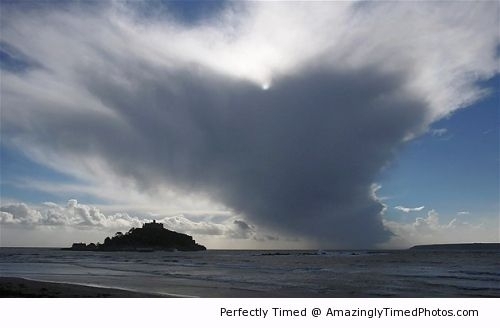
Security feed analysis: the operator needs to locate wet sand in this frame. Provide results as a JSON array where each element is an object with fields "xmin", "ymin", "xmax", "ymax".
[{"xmin": 0, "ymin": 277, "xmax": 170, "ymax": 298}]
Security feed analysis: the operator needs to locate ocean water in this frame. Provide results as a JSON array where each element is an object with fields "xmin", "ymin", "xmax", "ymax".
[{"xmin": 0, "ymin": 247, "xmax": 499, "ymax": 297}]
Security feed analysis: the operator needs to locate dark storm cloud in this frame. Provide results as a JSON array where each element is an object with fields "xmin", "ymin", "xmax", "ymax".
[
  {"xmin": 233, "ymin": 220, "xmax": 251, "ymax": 231},
  {"xmin": 1, "ymin": 1, "xmax": 498, "ymax": 247},
  {"xmin": 5, "ymin": 62, "xmax": 427, "ymax": 247}
]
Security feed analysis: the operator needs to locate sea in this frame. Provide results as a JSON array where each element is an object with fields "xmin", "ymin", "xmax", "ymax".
[{"xmin": 0, "ymin": 247, "xmax": 499, "ymax": 297}]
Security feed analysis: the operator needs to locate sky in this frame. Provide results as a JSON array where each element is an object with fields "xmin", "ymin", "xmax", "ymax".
[{"xmin": 0, "ymin": 1, "xmax": 498, "ymax": 249}]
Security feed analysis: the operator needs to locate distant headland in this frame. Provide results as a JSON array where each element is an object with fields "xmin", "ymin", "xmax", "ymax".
[
  {"xmin": 409, "ymin": 243, "xmax": 499, "ymax": 251},
  {"xmin": 64, "ymin": 220, "xmax": 206, "ymax": 252}
]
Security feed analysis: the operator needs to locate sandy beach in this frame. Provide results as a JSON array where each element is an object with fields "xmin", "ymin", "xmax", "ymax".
[{"xmin": 0, "ymin": 277, "xmax": 169, "ymax": 298}]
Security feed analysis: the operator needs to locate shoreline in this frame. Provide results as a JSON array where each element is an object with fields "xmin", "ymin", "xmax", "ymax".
[{"xmin": 0, "ymin": 277, "xmax": 173, "ymax": 298}]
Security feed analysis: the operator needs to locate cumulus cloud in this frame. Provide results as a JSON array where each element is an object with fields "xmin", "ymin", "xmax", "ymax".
[
  {"xmin": 1, "ymin": 1, "xmax": 498, "ymax": 248},
  {"xmin": 394, "ymin": 205, "xmax": 425, "ymax": 213},
  {"xmin": 383, "ymin": 210, "xmax": 498, "ymax": 248},
  {"xmin": 230, "ymin": 220, "xmax": 255, "ymax": 239},
  {"xmin": 0, "ymin": 200, "xmax": 263, "ymax": 244},
  {"xmin": 0, "ymin": 203, "xmax": 43, "ymax": 225},
  {"xmin": 160, "ymin": 215, "xmax": 223, "ymax": 236},
  {"xmin": 0, "ymin": 200, "xmax": 141, "ymax": 229}
]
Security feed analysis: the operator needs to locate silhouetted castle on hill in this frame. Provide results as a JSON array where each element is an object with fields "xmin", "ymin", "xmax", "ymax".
[
  {"xmin": 65, "ymin": 220, "xmax": 206, "ymax": 252},
  {"xmin": 143, "ymin": 220, "xmax": 163, "ymax": 230}
]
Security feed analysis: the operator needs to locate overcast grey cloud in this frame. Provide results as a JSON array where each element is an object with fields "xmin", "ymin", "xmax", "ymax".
[{"xmin": 1, "ymin": 2, "xmax": 498, "ymax": 248}]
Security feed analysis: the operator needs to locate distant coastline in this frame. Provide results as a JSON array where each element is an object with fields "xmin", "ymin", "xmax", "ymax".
[{"xmin": 409, "ymin": 243, "xmax": 500, "ymax": 251}]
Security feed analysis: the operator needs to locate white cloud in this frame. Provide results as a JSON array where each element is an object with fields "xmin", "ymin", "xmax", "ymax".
[
  {"xmin": 159, "ymin": 215, "xmax": 226, "ymax": 236},
  {"xmin": 0, "ymin": 203, "xmax": 43, "ymax": 225},
  {"xmin": 2, "ymin": 2, "xmax": 496, "ymax": 120},
  {"xmin": 15, "ymin": 175, "xmax": 227, "ymax": 218},
  {"xmin": 394, "ymin": 205, "xmax": 425, "ymax": 213},
  {"xmin": 382, "ymin": 210, "xmax": 498, "ymax": 248},
  {"xmin": 0, "ymin": 200, "xmax": 142, "ymax": 229},
  {"xmin": 430, "ymin": 128, "xmax": 448, "ymax": 137},
  {"xmin": 157, "ymin": 216, "xmax": 256, "ymax": 239},
  {"xmin": 457, "ymin": 211, "xmax": 470, "ymax": 216},
  {"xmin": 0, "ymin": 211, "xmax": 16, "ymax": 224},
  {"xmin": 0, "ymin": 200, "xmax": 280, "ymax": 247}
]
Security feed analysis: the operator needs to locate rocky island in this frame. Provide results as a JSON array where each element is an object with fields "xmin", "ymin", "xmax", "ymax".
[{"xmin": 65, "ymin": 220, "xmax": 206, "ymax": 252}]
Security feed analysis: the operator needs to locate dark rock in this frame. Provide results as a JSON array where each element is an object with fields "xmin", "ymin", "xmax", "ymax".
[
  {"xmin": 69, "ymin": 243, "xmax": 88, "ymax": 251},
  {"xmin": 64, "ymin": 220, "xmax": 206, "ymax": 252}
]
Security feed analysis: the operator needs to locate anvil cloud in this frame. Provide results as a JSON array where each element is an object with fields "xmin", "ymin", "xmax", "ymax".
[{"xmin": 1, "ymin": 1, "xmax": 498, "ymax": 247}]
